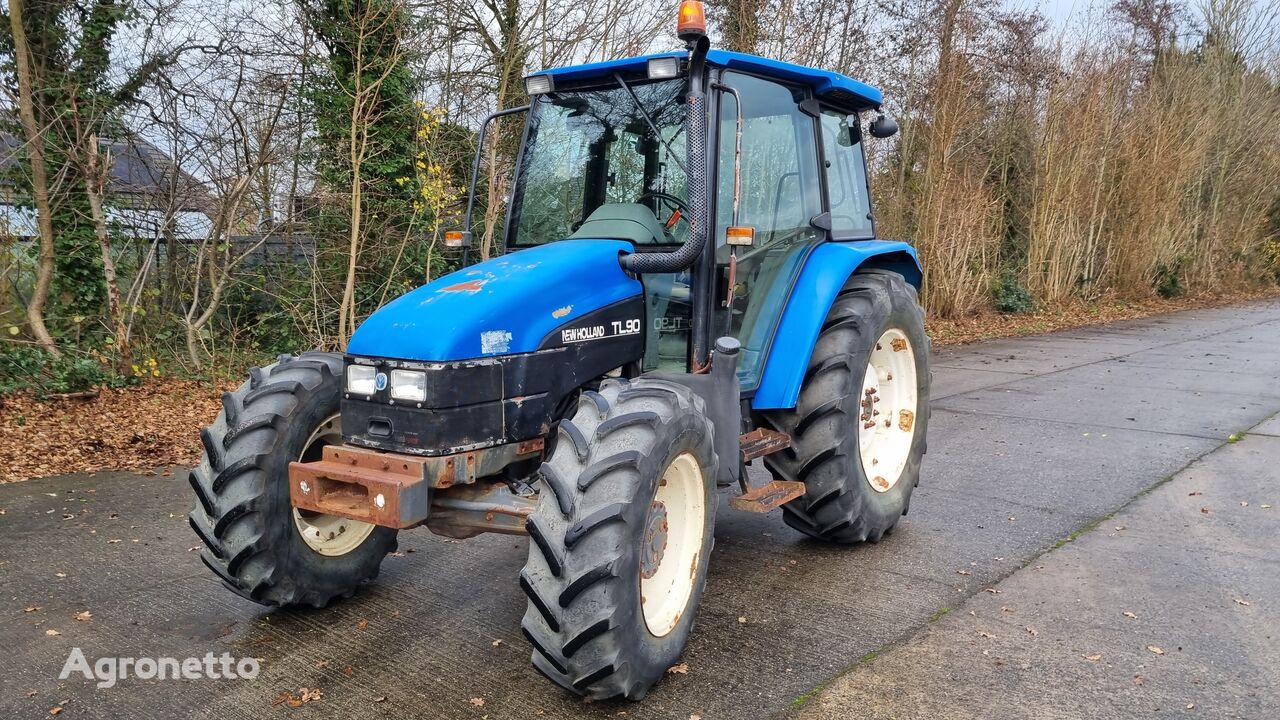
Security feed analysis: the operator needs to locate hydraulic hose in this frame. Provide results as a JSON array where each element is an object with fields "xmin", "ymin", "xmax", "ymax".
[{"xmin": 621, "ymin": 36, "xmax": 710, "ymax": 275}]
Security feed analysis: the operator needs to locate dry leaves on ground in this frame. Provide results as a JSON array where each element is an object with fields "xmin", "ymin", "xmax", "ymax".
[
  {"xmin": 469, "ymin": 697, "xmax": 486, "ymax": 707},
  {"xmin": 1147, "ymin": 645, "xmax": 1165, "ymax": 655},
  {"xmin": 273, "ymin": 688, "xmax": 323, "ymax": 707},
  {"xmin": 0, "ymin": 380, "xmax": 231, "ymax": 482},
  {"xmin": 667, "ymin": 663, "xmax": 689, "ymax": 674}
]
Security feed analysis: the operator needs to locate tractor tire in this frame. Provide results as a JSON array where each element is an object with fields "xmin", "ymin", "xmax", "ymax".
[
  {"xmin": 188, "ymin": 351, "xmax": 397, "ymax": 607},
  {"xmin": 520, "ymin": 378, "xmax": 717, "ymax": 701},
  {"xmin": 762, "ymin": 269, "xmax": 930, "ymax": 543}
]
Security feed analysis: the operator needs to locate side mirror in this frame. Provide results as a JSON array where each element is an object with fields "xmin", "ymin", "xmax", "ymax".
[{"xmin": 869, "ymin": 114, "xmax": 899, "ymax": 139}]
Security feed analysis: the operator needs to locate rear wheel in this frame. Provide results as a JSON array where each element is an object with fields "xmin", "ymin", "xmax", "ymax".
[
  {"xmin": 520, "ymin": 378, "xmax": 717, "ymax": 700},
  {"xmin": 188, "ymin": 352, "xmax": 397, "ymax": 607},
  {"xmin": 762, "ymin": 270, "xmax": 930, "ymax": 543}
]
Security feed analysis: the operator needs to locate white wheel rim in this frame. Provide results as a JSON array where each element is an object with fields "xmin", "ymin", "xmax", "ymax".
[
  {"xmin": 858, "ymin": 329, "xmax": 919, "ymax": 493},
  {"xmin": 292, "ymin": 413, "xmax": 376, "ymax": 556},
  {"xmin": 640, "ymin": 452, "xmax": 705, "ymax": 638}
]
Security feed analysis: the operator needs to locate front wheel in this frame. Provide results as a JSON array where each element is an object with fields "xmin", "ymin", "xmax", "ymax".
[
  {"xmin": 520, "ymin": 378, "xmax": 717, "ymax": 700},
  {"xmin": 188, "ymin": 352, "xmax": 397, "ymax": 607},
  {"xmin": 762, "ymin": 269, "xmax": 930, "ymax": 543}
]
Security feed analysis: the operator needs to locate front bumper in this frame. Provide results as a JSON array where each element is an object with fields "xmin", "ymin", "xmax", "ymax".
[{"xmin": 288, "ymin": 440, "xmax": 543, "ymax": 529}]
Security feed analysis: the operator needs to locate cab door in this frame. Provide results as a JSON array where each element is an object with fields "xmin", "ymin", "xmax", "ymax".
[{"xmin": 711, "ymin": 71, "xmax": 825, "ymax": 391}]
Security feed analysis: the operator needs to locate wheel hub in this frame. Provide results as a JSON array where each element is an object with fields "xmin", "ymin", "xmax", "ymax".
[
  {"xmin": 291, "ymin": 414, "xmax": 376, "ymax": 556},
  {"xmin": 640, "ymin": 501, "xmax": 669, "ymax": 580},
  {"xmin": 858, "ymin": 329, "xmax": 919, "ymax": 493}
]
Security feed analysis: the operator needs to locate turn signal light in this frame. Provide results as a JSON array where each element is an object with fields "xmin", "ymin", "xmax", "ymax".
[
  {"xmin": 444, "ymin": 230, "xmax": 471, "ymax": 248},
  {"xmin": 677, "ymin": 1, "xmax": 706, "ymax": 41},
  {"xmin": 726, "ymin": 226, "xmax": 754, "ymax": 246}
]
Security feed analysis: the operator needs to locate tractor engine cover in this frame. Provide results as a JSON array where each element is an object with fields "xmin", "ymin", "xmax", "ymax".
[{"xmin": 341, "ymin": 240, "xmax": 645, "ymax": 456}]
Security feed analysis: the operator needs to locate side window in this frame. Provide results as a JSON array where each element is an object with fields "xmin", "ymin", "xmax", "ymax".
[
  {"xmin": 713, "ymin": 72, "xmax": 823, "ymax": 391},
  {"xmin": 819, "ymin": 109, "xmax": 873, "ymax": 237}
]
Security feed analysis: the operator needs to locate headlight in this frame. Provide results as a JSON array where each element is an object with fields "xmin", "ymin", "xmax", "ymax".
[
  {"xmin": 389, "ymin": 369, "xmax": 427, "ymax": 402},
  {"xmin": 347, "ymin": 364, "xmax": 377, "ymax": 395}
]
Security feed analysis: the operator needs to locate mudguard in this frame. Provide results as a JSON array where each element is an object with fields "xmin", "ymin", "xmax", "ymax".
[
  {"xmin": 347, "ymin": 240, "xmax": 642, "ymax": 362},
  {"xmin": 751, "ymin": 241, "xmax": 921, "ymax": 410}
]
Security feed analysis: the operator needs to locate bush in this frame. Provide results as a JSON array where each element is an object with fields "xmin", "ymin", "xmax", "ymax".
[
  {"xmin": 993, "ymin": 270, "xmax": 1034, "ymax": 314},
  {"xmin": 0, "ymin": 345, "xmax": 124, "ymax": 396},
  {"xmin": 1152, "ymin": 259, "xmax": 1187, "ymax": 298}
]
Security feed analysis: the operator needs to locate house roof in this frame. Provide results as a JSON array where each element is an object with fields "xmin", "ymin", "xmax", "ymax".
[
  {"xmin": 0, "ymin": 133, "xmax": 211, "ymax": 212},
  {"xmin": 533, "ymin": 49, "xmax": 883, "ymax": 110}
]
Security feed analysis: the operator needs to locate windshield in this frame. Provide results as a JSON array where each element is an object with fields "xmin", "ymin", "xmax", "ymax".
[{"xmin": 508, "ymin": 78, "xmax": 688, "ymax": 247}]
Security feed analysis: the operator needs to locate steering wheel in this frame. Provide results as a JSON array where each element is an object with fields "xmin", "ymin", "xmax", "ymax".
[{"xmin": 637, "ymin": 191, "xmax": 689, "ymax": 234}]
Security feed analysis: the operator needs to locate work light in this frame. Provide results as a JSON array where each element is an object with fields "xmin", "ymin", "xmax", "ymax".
[
  {"xmin": 389, "ymin": 369, "xmax": 427, "ymax": 402},
  {"xmin": 647, "ymin": 57, "xmax": 680, "ymax": 80},
  {"xmin": 524, "ymin": 74, "xmax": 554, "ymax": 96},
  {"xmin": 347, "ymin": 364, "xmax": 377, "ymax": 395}
]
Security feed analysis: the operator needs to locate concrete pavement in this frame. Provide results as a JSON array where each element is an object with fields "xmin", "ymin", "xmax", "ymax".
[{"xmin": 2, "ymin": 299, "xmax": 1278, "ymax": 719}]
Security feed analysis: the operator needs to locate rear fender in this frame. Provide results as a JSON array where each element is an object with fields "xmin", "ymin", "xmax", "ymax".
[{"xmin": 751, "ymin": 241, "xmax": 921, "ymax": 410}]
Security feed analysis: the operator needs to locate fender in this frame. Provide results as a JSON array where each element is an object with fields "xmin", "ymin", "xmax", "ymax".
[{"xmin": 751, "ymin": 240, "xmax": 921, "ymax": 410}]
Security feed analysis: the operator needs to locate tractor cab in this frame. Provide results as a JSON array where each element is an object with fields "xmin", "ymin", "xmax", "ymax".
[{"xmin": 190, "ymin": 0, "xmax": 928, "ymax": 704}]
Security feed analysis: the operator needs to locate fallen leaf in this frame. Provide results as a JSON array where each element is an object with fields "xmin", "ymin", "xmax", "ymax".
[
  {"xmin": 956, "ymin": 570, "xmax": 971, "ymax": 576},
  {"xmin": 49, "ymin": 707, "xmax": 63, "ymax": 716},
  {"xmin": 977, "ymin": 630, "xmax": 996, "ymax": 639},
  {"xmin": 1124, "ymin": 611, "xmax": 1138, "ymax": 619},
  {"xmin": 356, "ymin": 619, "xmax": 369, "ymax": 630},
  {"xmin": 315, "ymin": 660, "xmax": 330, "ymax": 669},
  {"xmin": 342, "ymin": 665, "xmax": 354, "ymax": 677},
  {"xmin": 54, "ymin": 573, "xmax": 66, "ymax": 578},
  {"xmin": 1240, "ymin": 501, "xmax": 1249, "ymax": 507},
  {"xmin": 1026, "ymin": 627, "xmax": 1038, "ymax": 637},
  {"xmin": 45, "ymin": 629, "xmax": 61, "ymax": 636},
  {"xmin": 690, "ymin": 715, "xmax": 702, "ymax": 720},
  {"xmin": 389, "ymin": 551, "xmax": 406, "ymax": 557},
  {"xmin": 984, "ymin": 588, "xmax": 1002, "ymax": 594},
  {"xmin": 271, "ymin": 692, "xmax": 294, "ymax": 707},
  {"xmin": 469, "ymin": 697, "xmax": 486, "ymax": 707},
  {"xmin": 1133, "ymin": 674, "xmax": 1145, "ymax": 686},
  {"xmin": 737, "ymin": 616, "xmax": 747, "ymax": 624},
  {"xmin": 107, "ymin": 539, "xmax": 121, "ymax": 544},
  {"xmin": 24, "ymin": 606, "xmax": 41, "ymax": 613},
  {"xmin": 299, "ymin": 688, "xmax": 322, "ymax": 703},
  {"xmin": 73, "ymin": 611, "xmax": 92, "ymax": 622},
  {"xmin": 1200, "ymin": 506, "xmax": 1211, "ymax": 514},
  {"xmin": 373, "ymin": 696, "xmax": 387, "ymax": 703},
  {"xmin": 1186, "ymin": 704, "xmax": 1195, "ymax": 710},
  {"xmin": 1082, "ymin": 654, "xmax": 1102, "ymax": 662},
  {"xmin": 1233, "ymin": 598, "xmax": 1250, "ymax": 606},
  {"xmin": 1147, "ymin": 645, "xmax": 1164, "ymax": 655},
  {"xmin": 667, "ymin": 663, "xmax": 689, "ymax": 674},
  {"xmin": 1262, "ymin": 504, "xmax": 1272, "ymax": 509},
  {"xmin": 27, "ymin": 690, "xmax": 37, "ymax": 698},
  {"xmin": 491, "ymin": 639, "xmax": 503, "ymax": 648}
]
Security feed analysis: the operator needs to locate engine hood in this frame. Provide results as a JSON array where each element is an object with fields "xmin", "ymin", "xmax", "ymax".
[{"xmin": 347, "ymin": 240, "xmax": 642, "ymax": 362}]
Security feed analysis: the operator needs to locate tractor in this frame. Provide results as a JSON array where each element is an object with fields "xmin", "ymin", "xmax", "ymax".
[{"xmin": 189, "ymin": 0, "xmax": 929, "ymax": 701}]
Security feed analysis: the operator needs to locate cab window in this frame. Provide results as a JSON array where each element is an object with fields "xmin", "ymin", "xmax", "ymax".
[{"xmin": 819, "ymin": 108, "xmax": 873, "ymax": 238}]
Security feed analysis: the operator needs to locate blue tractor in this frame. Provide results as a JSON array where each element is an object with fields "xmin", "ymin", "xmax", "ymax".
[{"xmin": 189, "ymin": 1, "xmax": 928, "ymax": 701}]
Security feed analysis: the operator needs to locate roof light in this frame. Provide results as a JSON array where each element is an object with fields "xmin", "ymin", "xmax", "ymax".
[
  {"xmin": 524, "ymin": 74, "xmax": 554, "ymax": 96},
  {"xmin": 647, "ymin": 57, "xmax": 680, "ymax": 80},
  {"xmin": 676, "ymin": 0, "xmax": 706, "ymax": 42}
]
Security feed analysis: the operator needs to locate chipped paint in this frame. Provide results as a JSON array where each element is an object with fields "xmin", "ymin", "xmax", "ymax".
[
  {"xmin": 479, "ymin": 330, "xmax": 512, "ymax": 355},
  {"xmin": 552, "ymin": 305, "xmax": 573, "ymax": 319},
  {"xmin": 442, "ymin": 279, "xmax": 488, "ymax": 293},
  {"xmin": 898, "ymin": 409, "xmax": 915, "ymax": 432},
  {"xmin": 890, "ymin": 337, "xmax": 908, "ymax": 352}
]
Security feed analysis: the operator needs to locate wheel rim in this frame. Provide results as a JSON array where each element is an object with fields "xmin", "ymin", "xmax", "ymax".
[
  {"xmin": 640, "ymin": 452, "xmax": 705, "ymax": 638},
  {"xmin": 291, "ymin": 413, "xmax": 376, "ymax": 556},
  {"xmin": 858, "ymin": 328, "xmax": 919, "ymax": 493}
]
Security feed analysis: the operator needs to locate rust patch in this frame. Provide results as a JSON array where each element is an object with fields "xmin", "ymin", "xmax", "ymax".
[
  {"xmin": 890, "ymin": 337, "xmax": 908, "ymax": 352},
  {"xmin": 872, "ymin": 475, "xmax": 890, "ymax": 490},
  {"xmin": 551, "ymin": 305, "xmax": 573, "ymax": 319},
  {"xmin": 898, "ymin": 409, "xmax": 915, "ymax": 432},
  {"xmin": 442, "ymin": 279, "xmax": 487, "ymax": 293}
]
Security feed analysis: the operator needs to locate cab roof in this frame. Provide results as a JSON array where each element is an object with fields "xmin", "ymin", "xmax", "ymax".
[{"xmin": 533, "ymin": 50, "xmax": 883, "ymax": 111}]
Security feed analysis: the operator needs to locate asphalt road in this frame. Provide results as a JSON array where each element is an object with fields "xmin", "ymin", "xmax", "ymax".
[{"xmin": 3, "ymin": 299, "xmax": 1279, "ymax": 719}]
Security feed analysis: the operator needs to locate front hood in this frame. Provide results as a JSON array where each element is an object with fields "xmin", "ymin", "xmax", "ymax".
[{"xmin": 347, "ymin": 240, "xmax": 642, "ymax": 362}]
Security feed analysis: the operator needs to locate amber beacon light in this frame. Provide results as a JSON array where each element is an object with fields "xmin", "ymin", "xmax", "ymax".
[{"xmin": 677, "ymin": 0, "xmax": 707, "ymax": 41}]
